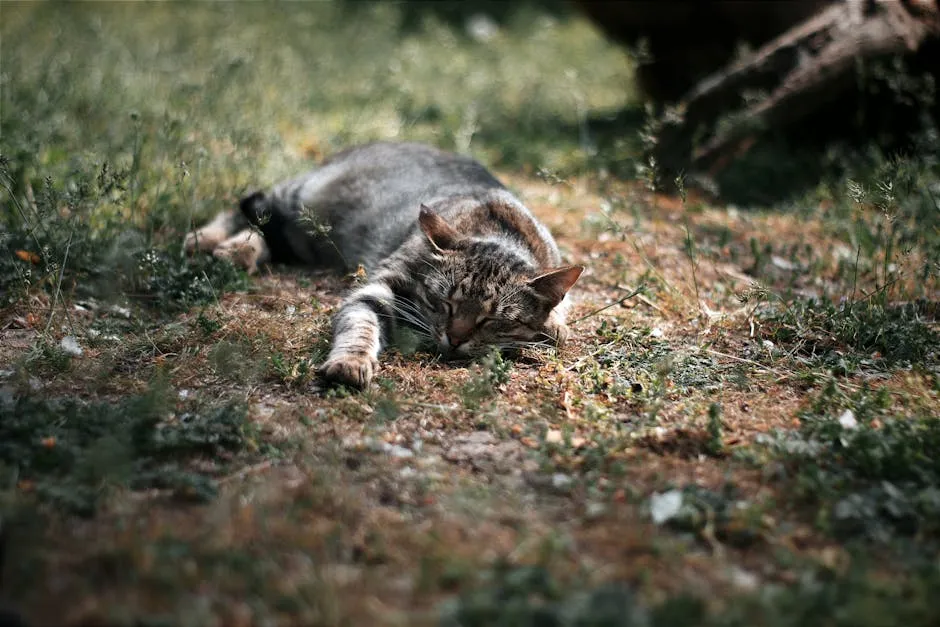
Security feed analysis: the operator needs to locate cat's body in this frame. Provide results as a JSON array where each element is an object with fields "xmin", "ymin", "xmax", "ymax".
[{"xmin": 186, "ymin": 142, "xmax": 581, "ymax": 388}]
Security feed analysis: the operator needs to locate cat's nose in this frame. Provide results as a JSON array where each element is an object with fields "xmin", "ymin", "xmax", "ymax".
[
  {"xmin": 446, "ymin": 332, "xmax": 467, "ymax": 348},
  {"xmin": 446, "ymin": 318, "xmax": 474, "ymax": 348}
]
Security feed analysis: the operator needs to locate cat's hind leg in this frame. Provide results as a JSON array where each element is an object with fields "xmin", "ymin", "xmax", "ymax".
[
  {"xmin": 212, "ymin": 228, "xmax": 271, "ymax": 274},
  {"xmin": 184, "ymin": 210, "xmax": 249, "ymax": 254}
]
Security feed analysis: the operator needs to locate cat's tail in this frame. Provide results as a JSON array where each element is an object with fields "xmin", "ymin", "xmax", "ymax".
[
  {"xmin": 239, "ymin": 190, "xmax": 268, "ymax": 226},
  {"xmin": 237, "ymin": 190, "xmax": 301, "ymax": 264}
]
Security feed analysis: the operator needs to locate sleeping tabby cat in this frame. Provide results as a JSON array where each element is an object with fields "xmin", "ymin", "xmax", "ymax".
[{"xmin": 185, "ymin": 142, "xmax": 582, "ymax": 388}]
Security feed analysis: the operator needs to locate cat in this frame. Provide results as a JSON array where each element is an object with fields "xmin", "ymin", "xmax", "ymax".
[{"xmin": 185, "ymin": 142, "xmax": 583, "ymax": 389}]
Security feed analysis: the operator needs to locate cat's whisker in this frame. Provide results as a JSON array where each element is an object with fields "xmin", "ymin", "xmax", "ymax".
[
  {"xmin": 391, "ymin": 300, "xmax": 433, "ymax": 327},
  {"xmin": 392, "ymin": 295, "xmax": 428, "ymax": 316},
  {"xmin": 495, "ymin": 338, "xmax": 555, "ymax": 351},
  {"xmin": 497, "ymin": 285, "xmax": 525, "ymax": 308},
  {"xmin": 416, "ymin": 259, "xmax": 451, "ymax": 287},
  {"xmin": 387, "ymin": 300, "xmax": 435, "ymax": 335},
  {"xmin": 376, "ymin": 311, "xmax": 434, "ymax": 338},
  {"xmin": 391, "ymin": 310, "xmax": 433, "ymax": 333}
]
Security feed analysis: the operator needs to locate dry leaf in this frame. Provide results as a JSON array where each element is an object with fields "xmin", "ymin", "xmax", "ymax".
[{"xmin": 15, "ymin": 249, "xmax": 41, "ymax": 264}]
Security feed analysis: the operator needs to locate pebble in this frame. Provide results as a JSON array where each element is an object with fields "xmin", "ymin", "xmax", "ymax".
[
  {"xmin": 552, "ymin": 473, "xmax": 573, "ymax": 490},
  {"xmin": 838, "ymin": 409, "xmax": 858, "ymax": 430},
  {"xmin": 59, "ymin": 335, "xmax": 83, "ymax": 356},
  {"xmin": 585, "ymin": 502, "xmax": 607, "ymax": 519},
  {"xmin": 382, "ymin": 443, "xmax": 414, "ymax": 459},
  {"xmin": 728, "ymin": 566, "xmax": 760, "ymax": 591},
  {"xmin": 650, "ymin": 490, "xmax": 683, "ymax": 525}
]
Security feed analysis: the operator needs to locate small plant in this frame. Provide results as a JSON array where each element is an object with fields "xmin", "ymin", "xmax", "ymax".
[
  {"xmin": 269, "ymin": 351, "xmax": 314, "ymax": 387},
  {"xmin": 20, "ymin": 341, "xmax": 75, "ymax": 377},
  {"xmin": 460, "ymin": 349, "xmax": 512, "ymax": 410},
  {"xmin": 0, "ymin": 382, "xmax": 263, "ymax": 515},
  {"xmin": 756, "ymin": 381, "xmax": 940, "ymax": 543},
  {"xmin": 758, "ymin": 297, "xmax": 938, "ymax": 369},
  {"xmin": 194, "ymin": 310, "xmax": 223, "ymax": 336},
  {"xmin": 705, "ymin": 402, "xmax": 725, "ymax": 457},
  {"xmin": 369, "ymin": 379, "xmax": 401, "ymax": 423},
  {"xmin": 441, "ymin": 562, "xmax": 644, "ymax": 627},
  {"xmin": 649, "ymin": 484, "xmax": 767, "ymax": 549},
  {"xmin": 130, "ymin": 244, "xmax": 247, "ymax": 313},
  {"xmin": 208, "ymin": 339, "xmax": 264, "ymax": 384}
]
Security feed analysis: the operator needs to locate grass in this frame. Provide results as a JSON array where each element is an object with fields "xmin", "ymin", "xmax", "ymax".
[
  {"xmin": 0, "ymin": 383, "xmax": 262, "ymax": 515},
  {"xmin": 754, "ymin": 381, "xmax": 940, "ymax": 544},
  {"xmin": 758, "ymin": 298, "xmax": 938, "ymax": 372},
  {"xmin": 2, "ymin": 1, "xmax": 940, "ymax": 625},
  {"xmin": 444, "ymin": 558, "xmax": 940, "ymax": 627}
]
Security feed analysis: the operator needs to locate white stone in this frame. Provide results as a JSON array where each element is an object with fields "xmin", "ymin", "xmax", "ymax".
[
  {"xmin": 838, "ymin": 409, "xmax": 858, "ymax": 430},
  {"xmin": 650, "ymin": 490, "xmax": 683, "ymax": 524},
  {"xmin": 59, "ymin": 336, "xmax": 83, "ymax": 356}
]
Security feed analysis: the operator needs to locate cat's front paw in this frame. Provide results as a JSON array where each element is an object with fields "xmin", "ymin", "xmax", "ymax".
[
  {"xmin": 544, "ymin": 320, "xmax": 570, "ymax": 346},
  {"xmin": 319, "ymin": 353, "xmax": 378, "ymax": 389}
]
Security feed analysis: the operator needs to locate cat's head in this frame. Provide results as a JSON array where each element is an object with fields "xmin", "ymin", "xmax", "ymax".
[{"xmin": 412, "ymin": 205, "xmax": 582, "ymax": 357}]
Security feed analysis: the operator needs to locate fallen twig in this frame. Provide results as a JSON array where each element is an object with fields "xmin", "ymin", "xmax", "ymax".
[{"xmin": 571, "ymin": 284, "xmax": 646, "ymax": 325}]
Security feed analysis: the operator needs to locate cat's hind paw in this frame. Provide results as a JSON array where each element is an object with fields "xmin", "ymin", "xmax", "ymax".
[
  {"xmin": 184, "ymin": 209, "xmax": 244, "ymax": 254},
  {"xmin": 212, "ymin": 229, "xmax": 270, "ymax": 275},
  {"xmin": 184, "ymin": 226, "xmax": 227, "ymax": 254},
  {"xmin": 319, "ymin": 353, "xmax": 378, "ymax": 389}
]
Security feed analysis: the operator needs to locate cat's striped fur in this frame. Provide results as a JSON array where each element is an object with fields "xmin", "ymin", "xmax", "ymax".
[{"xmin": 185, "ymin": 142, "xmax": 582, "ymax": 388}]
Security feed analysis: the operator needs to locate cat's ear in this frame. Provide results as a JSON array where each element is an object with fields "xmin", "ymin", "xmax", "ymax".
[
  {"xmin": 419, "ymin": 204, "xmax": 461, "ymax": 251},
  {"xmin": 528, "ymin": 265, "xmax": 584, "ymax": 305}
]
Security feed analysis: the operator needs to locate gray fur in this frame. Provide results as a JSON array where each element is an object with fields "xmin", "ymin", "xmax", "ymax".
[
  {"xmin": 192, "ymin": 142, "xmax": 581, "ymax": 389},
  {"xmin": 245, "ymin": 142, "xmax": 509, "ymax": 269}
]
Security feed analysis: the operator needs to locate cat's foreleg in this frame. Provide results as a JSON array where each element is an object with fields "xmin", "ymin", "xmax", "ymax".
[{"xmin": 319, "ymin": 282, "xmax": 395, "ymax": 389}]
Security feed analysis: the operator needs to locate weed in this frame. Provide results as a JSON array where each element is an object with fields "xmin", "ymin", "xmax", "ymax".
[
  {"xmin": 712, "ymin": 558, "xmax": 940, "ymax": 627},
  {"xmin": 650, "ymin": 484, "xmax": 767, "ymax": 549},
  {"xmin": 269, "ymin": 351, "xmax": 315, "ymax": 387},
  {"xmin": 0, "ymin": 160, "xmax": 246, "ymax": 316},
  {"xmin": 194, "ymin": 310, "xmax": 223, "ymax": 336},
  {"xmin": 368, "ymin": 380, "xmax": 402, "ymax": 424},
  {"xmin": 578, "ymin": 326, "xmax": 729, "ymax": 406},
  {"xmin": 0, "ymin": 382, "xmax": 264, "ymax": 515},
  {"xmin": 208, "ymin": 339, "xmax": 264, "ymax": 384},
  {"xmin": 441, "ymin": 562, "xmax": 645, "ymax": 627},
  {"xmin": 705, "ymin": 402, "xmax": 725, "ymax": 457},
  {"xmin": 444, "ymin": 556, "xmax": 940, "ymax": 627},
  {"xmin": 756, "ymin": 381, "xmax": 940, "ymax": 543},
  {"xmin": 758, "ymin": 298, "xmax": 938, "ymax": 370},
  {"xmin": 460, "ymin": 349, "xmax": 512, "ymax": 410},
  {"xmin": 20, "ymin": 342, "xmax": 75, "ymax": 377}
]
